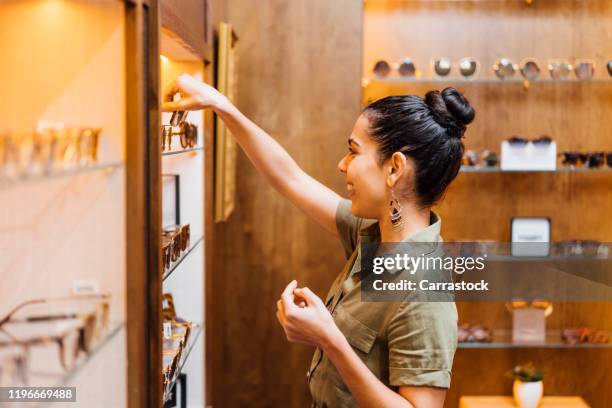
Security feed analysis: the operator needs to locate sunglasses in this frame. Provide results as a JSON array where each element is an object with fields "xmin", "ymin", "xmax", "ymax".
[
  {"xmin": 161, "ymin": 122, "xmax": 198, "ymax": 152},
  {"xmin": 0, "ymin": 295, "xmax": 110, "ymax": 371},
  {"xmin": 559, "ymin": 151, "xmax": 610, "ymax": 168},
  {"xmin": 548, "ymin": 60, "xmax": 595, "ymax": 80},
  {"xmin": 432, "ymin": 58, "xmax": 478, "ymax": 78},
  {"xmin": 507, "ymin": 135, "xmax": 552, "ymax": 147},
  {"xmin": 462, "ymin": 150, "xmax": 499, "ymax": 168}
]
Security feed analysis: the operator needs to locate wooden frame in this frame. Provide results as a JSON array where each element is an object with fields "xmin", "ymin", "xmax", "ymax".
[
  {"xmin": 214, "ymin": 22, "xmax": 238, "ymax": 222},
  {"xmin": 125, "ymin": 1, "xmax": 162, "ymax": 408}
]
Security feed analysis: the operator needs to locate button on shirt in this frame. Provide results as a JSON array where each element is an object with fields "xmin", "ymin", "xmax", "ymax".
[{"xmin": 308, "ymin": 199, "xmax": 458, "ymax": 408}]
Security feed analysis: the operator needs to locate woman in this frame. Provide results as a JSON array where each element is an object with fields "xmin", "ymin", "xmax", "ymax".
[{"xmin": 163, "ymin": 74, "xmax": 474, "ymax": 408}]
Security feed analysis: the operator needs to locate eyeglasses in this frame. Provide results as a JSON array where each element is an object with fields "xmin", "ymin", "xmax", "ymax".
[
  {"xmin": 372, "ymin": 60, "xmax": 391, "ymax": 78},
  {"xmin": 507, "ymin": 135, "xmax": 552, "ymax": 147},
  {"xmin": 0, "ymin": 295, "xmax": 110, "ymax": 371},
  {"xmin": 0, "ymin": 128, "xmax": 101, "ymax": 178},
  {"xmin": 0, "ymin": 343, "xmax": 28, "ymax": 386},
  {"xmin": 161, "ymin": 224, "xmax": 191, "ymax": 270},
  {"xmin": 548, "ymin": 60, "xmax": 595, "ymax": 80},
  {"xmin": 458, "ymin": 323, "xmax": 492, "ymax": 343},
  {"xmin": 554, "ymin": 240, "xmax": 609, "ymax": 258},
  {"xmin": 461, "ymin": 150, "xmax": 498, "ymax": 168},
  {"xmin": 559, "ymin": 151, "xmax": 610, "ymax": 168},
  {"xmin": 161, "ymin": 122, "xmax": 198, "ymax": 152}
]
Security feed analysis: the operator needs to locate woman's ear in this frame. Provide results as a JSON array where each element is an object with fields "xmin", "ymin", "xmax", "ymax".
[{"xmin": 387, "ymin": 152, "xmax": 409, "ymax": 186}]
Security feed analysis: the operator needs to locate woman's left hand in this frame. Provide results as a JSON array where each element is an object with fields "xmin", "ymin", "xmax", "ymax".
[{"xmin": 276, "ymin": 280, "xmax": 341, "ymax": 349}]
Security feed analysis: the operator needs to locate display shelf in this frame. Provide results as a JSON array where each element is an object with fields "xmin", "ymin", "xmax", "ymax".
[
  {"xmin": 162, "ymin": 236, "xmax": 204, "ymax": 281},
  {"xmin": 0, "ymin": 162, "xmax": 124, "ymax": 189},
  {"xmin": 163, "ymin": 322, "xmax": 202, "ymax": 403},
  {"xmin": 161, "ymin": 146, "xmax": 204, "ymax": 157},
  {"xmin": 460, "ymin": 166, "xmax": 612, "ymax": 173},
  {"xmin": 364, "ymin": 77, "xmax": 612, "ymax": 86},
  {"xmin": 26, "ymin": 321, "xmax": 124, "ymax": 389},
  {"xmin": 458, "ymin": 329, "xmax": 612, "ymax": 349}
]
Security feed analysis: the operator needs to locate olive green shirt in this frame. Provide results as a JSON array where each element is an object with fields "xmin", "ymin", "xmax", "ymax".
[{"xmin": 308, "ymin": 199, "xmax": 458, "ymax": 408}]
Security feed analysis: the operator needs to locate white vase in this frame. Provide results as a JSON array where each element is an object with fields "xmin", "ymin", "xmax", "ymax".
[{"xmin": 513, "ymin": 379, "xmax": 543, "ymax": 408}]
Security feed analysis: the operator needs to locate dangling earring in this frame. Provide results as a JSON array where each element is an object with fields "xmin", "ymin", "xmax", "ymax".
[{"xmin": 389, "ymin": 188, "xmax": 403, "ymax": 228}]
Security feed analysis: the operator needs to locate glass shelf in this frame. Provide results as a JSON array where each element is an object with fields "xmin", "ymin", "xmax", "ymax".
[
  {"xmin": 163, "ymin": 322, "xmax": 202, "ymax": 403},
  {"xmin": 162, "ymin": 146, "xmax": 204, "ymax": 157},
  {"xmin": 460, "ymin": 166, "xmax": 612, "ymax": 173},
  {"xmin": 363, "ymin": 77, "xmax": 612, "ymax": 86},
  {"xmin": 162, "ymin": 236, "xmax": 204, "ymax": 281},
  {"xmin": 25, "ymin": 321, "xmax": 124, "ymax": 388},
  {"xmin": 0, "ymin": 162, "xmax": 124, "ymax": 189},
  {"xmin": 458, "ymin": 330, "xmax": 612, "ymax": 349}
]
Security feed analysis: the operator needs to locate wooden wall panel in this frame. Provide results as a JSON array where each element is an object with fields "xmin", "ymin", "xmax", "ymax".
[
  {"xmin": 363, "ymin": 1, "xmax": 612, "ymax": 407},
  {"xmin": 212, "ymin": 1, "xmax": 362, "ymax": 407}
]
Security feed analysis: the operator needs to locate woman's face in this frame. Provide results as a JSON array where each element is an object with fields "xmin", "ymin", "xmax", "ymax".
[{"xmin": 337, "ymin": 114, "xmax": 389, "ymax": 219}]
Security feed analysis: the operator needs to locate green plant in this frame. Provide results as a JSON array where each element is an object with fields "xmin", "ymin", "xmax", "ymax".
[{"xmin": 507, "ymin": 362, "xmax": 544, "ymax": 382}]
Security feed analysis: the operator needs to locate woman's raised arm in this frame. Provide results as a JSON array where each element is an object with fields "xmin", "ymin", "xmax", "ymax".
[{"xmin": 163, "ymin": 74, "xmax": 341, "ymax": 236}]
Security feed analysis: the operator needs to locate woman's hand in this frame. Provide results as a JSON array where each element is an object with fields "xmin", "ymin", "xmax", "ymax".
[
  {"xmin": 162, "ymin": 73, "xmax": 229, "ymax": 112},
  {"xmin": 276, "ymin": 280, "xmax": 342, "ymax": 350}
]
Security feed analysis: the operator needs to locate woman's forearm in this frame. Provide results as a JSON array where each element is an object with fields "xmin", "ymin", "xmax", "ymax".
[
  {"xmin": 213, "ymin": 97, "xmax": 305, "ymax": 194},
  {"xmin": 322, "ymin": 331, "xmax": 414, "ymax": 408}
]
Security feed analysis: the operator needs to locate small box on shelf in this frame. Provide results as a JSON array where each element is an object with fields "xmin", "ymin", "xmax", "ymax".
[{"xmin": 501, "ymin": 141, "xmax": 557, "ymax": 171}]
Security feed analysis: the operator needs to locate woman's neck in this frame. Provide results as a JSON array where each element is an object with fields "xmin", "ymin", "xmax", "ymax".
[{"xmin": 378, "ymin": 202, "xmax": 431, "ymax": 243}]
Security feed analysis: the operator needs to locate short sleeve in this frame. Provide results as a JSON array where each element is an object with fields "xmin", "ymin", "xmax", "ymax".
[
  {"xmin": 335, "ymin": 199, "xmax": 365, "ymax": 259},
  {"xmin": 387, "ymin": 301, "xmax": 458, "ymax": 388}
]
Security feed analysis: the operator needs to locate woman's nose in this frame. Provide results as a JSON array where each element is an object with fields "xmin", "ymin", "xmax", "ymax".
[{"xmin": 338, "ymin": 155, "xmax": 347, "ymax": 173}]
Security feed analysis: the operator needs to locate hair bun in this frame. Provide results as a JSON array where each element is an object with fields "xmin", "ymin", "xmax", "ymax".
[{"xmin": 441, "ymin": 87, "xmax": 475, "ymax": 126}]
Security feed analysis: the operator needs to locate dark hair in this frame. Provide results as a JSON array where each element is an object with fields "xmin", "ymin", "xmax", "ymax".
[{"xmin": 363, "ymin": 87, "xmax": 475, "ymax": 207}]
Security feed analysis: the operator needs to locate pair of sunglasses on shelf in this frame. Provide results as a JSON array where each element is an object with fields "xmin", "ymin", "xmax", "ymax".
[
  {"xmin": 372, "ymin": 57, "xmax": 478, "ymax": 78},
  {"xmin": 506, "ymin": 135, "xmax": 553, "ymax": 147},
  {"xmin": 458, "ymin": 323, "xmax": 493, "ymax": 343},
  {"xmin": 162, "ymin": 224, "xmax": 191, "ymax": 270},
  {"xmin": 0, "ymin": 294, "xmax": 110, "ymax": 378},
  {"xmin": 559, "ymin": 151, "xmax": 612, "ymax": 169},
  {"xmin": 494, "ymin": 58, "xmax": 599, "ymax": 81},
  {"xmin": 553, "ymin": 240, "xmax": 609, "ymax": 258},
  {"xmin": 462, "ymin": 150, "xmax": 498, "ymax": 167},
  {"xmin": 0, "ymin": 128, "xmax": 101, "ymax": 177},
  {"xmin": 433, "ymin": 58, "xmax": 478, "ymax": 78},
  {"xmin": 562, "ymin": 327, "xmax": 609, "ymax": 345},
  {"xmin": 372, "ymin": 59, "xmax": 418, "ymax": 78}
]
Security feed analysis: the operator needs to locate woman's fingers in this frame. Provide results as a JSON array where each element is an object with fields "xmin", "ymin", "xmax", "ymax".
[
  {"xmin": 161, "ymin": 96, "xmax": 202, "ymax": 112},
  {"xmin": 294, "ymin": 287, "xmax": 324, "ymax": 308},
  {"xmin": 281, "ymin": 280, "xmax": 298, "ymax": 312}
]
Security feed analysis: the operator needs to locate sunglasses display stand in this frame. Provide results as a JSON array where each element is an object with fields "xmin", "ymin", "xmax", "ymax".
[{"xmin": 500, "ymin": 141, "xmax": 557, "ymax": 171}]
